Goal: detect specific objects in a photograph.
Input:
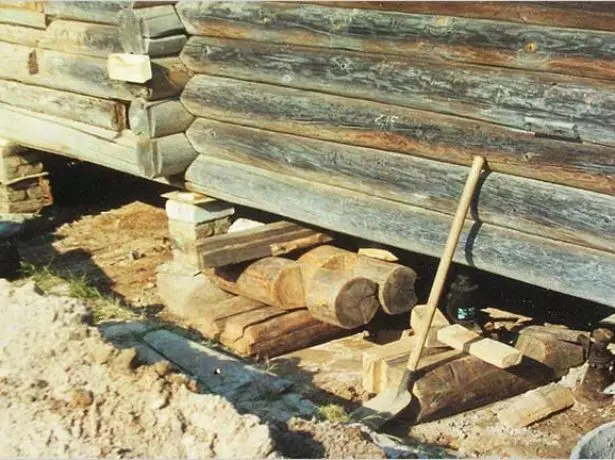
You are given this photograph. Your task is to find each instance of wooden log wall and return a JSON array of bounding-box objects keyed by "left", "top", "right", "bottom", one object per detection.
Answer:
[
  {"left": 0, "top": 1, "right": 198, "bottom": 180},
  {"left": 175, "top": 1, "right": 615, "bottom": 308}
]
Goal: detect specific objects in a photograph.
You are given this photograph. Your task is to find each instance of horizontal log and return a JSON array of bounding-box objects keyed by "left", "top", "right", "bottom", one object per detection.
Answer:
[
  {"left": 0, "top": 41, "right": 188, "bottom": 101},
  {"left": 0, "top": 7, "right": 46, "bottom": 28},
  {"left": 0, "top": 2, "right": 44, "bottom": 13},
  {"left": 117, "top": 5, "right": 184, "bottom": 38},
  {"left": 186, "top": 119, "right": 615, "bottom": 253},
  {"left": 0, "top": 79, "right": 127, "bottom": 131},
  {"left": 181, "top": 75, "right": 615, "bottom": 195},
  {"left": 39, "top": 19, "right": 123, "bottom": 58},
  {"left": 176, "top": 1, "right": 615, "bottom": 81},
  {"left": 136, "top": 132, "right": 198, "bottom": 178},
  {"left": 319, "top": 2, "right": 615, "bottom": 32},
  {"left": 43, "top": 1, "right": 176, "bottom": 25},
  {"left": 0, "top": 23, "right": 45, "bottom": 47},
  {"left": 129, "top": 97, "right": 194, "bottom": 137},
  {"left": 180, "top": 37, "right": 615, "bottom": 148},
  {"left": 0, "top": 103, "right": 142, "bottom": 176},
  {"left": 184, "top": 155, "right": 615, "bottom": 308}
]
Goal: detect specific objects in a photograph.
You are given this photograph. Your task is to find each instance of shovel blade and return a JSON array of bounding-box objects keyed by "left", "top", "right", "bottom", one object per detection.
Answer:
[{"left": 350, "top": 387, "right": 413, "bottom": 430}]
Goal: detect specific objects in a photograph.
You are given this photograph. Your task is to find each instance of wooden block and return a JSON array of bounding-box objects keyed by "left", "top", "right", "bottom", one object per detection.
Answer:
[
  {"left": 107, "top": 53, "right": 152, "bottom": 83},
  {"left": 362, "top": 334, "right": 416, "bottom": 393},
  {"left": 497, "top": 383, "right": 574, "bottom": 428},
  {"left": 358, "top": 247, "right": 399, "bottom": 262},
  {"left": 117, "top": 5, "right": 184, "bottom": 38},
  {"left": 165, "top": 197, "right": 234, "bottom": 224},
  {"left": 410, "top": 304, "right": 450, "bottom": 348},
  {"left": 197, "top": 221, "right": 332, "bottom": 268},
  {"left": 437, "top": 324, "right": 523, "bottom": 369}
]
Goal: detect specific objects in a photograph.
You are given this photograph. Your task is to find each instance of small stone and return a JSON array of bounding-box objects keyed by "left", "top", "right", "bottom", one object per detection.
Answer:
[
  {"left": 152, "top": 360, "right": 171, "bottom": 377},
  {"left": 91, "top": 343, "right": 115, "bottom": 365},
  {"left": 112, "top": 348, "right": 138, "bottom": 375},
  {"left": 69, "top": 389, "right": 94, "bottom": 408}
]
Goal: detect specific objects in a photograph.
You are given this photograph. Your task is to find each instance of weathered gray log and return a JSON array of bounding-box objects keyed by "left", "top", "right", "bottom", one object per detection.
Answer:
[
  {"left": 0, "top": 23, "right": 45, "bottom": 47},
  {"left": 184, "top": 155, "right": 615, "bottom": 308},
  {"left": 186, "top": 119, "right": 615, "bottom": 253},
  {"left": 117, "top": 5, "right": 184, "bottom": 38},
  {"left": 0, "top": 103, "right": 142, "bottom": 175},
  {"left": 0, "top": 41, "right": 188, "bottom": 101},
  {"left": 176, "top": 1, "right": 615, "bottom": 81},
  {"left": 180, "top": 37, "right": 615, "bottom": 148},
  {"left": 136, "top": 132, "right": 198, "bottom": 178},
  {"left": 0, "top": 7, "right": 46, "bottom": 28},
  {"left": 129, "top": 97, "right": 194, "bottom": 137},
  {"left": 0, "top": 2, "right": 43, "bottom": 12},
  {"left": 0, "top": 79, "right": 127, "bottom": 131},
  {"left": 43, "top": 1, "right": 176, "bottom": 25},
  {"left": 181, "top": 75, "right": 615, "bottom": 195},
  {"left": 319, "top": 2, "right": 615, "bottom": 32},
  {"left": 39, "top": 19, "right": 123, "bottom": 58},
  {"left": 120, "top": 31, "right": 187, "bottom": 57}
]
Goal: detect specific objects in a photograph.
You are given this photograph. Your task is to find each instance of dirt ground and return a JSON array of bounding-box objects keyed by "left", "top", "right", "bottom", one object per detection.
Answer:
[{"left": 5, "top": 169, "right": 615, "bottom": 458}]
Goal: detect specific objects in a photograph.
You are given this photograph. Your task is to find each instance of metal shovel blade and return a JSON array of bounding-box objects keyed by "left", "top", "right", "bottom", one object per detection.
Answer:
[{"left": 350, "top": 381, "right": 413, "bottom": 430}]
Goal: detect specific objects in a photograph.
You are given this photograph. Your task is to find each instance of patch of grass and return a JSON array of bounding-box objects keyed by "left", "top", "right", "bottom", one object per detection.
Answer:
[
  {"left": 317, "top": 404, "right": 350, "bottom": 423},
  {"left": 19, "top": 261, "right": 64, "bottom": 292}
]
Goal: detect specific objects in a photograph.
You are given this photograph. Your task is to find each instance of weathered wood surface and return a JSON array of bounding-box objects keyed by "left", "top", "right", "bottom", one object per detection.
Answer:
[
  {"left": 180, "top": 37, "right": 615, "bottom": 148},
  {"left": 117, "top": 5, "right": 184, "bottom": 39},
  {"left": 185, "top": 155, "right": 615, "bottom": 308},
  {"left": 196, "top": 221, "right": 332, "bottom": 268},
  {"left": 0, "top": 103, "right": 142, "bottom": 176},
  {"left": 0, "top": 7, "right": 46, "bottom": 28},
  {"left": 0, "top": 42, "right": 188, "bottom": 101},
  {"left": 497, "top": 383, "right": 574, "bottom": 428},
  {"left": 136, "top": 132, "right": 198, "bottom": 178},
  {"left": 320, "top": 2, "right": 615, "bottom": 32},
  {"left": 176, "top": 1, "right": 615, "bottom": 80},
  {"left": 43, "top": 1, "right": 176, "bottom": 25},
  {"left": 411, "top": 304, "right": 450, "bottom": 348},
  {"left": 182, "top": 76, "right": 615, "bottom": 195},
  {"left": 108, "top": 53, "right": 152, "bottom": 83},
  {"left": 129, "top": 97, "right": 194, "bottom": 138},
  {"left": 120, "top": 30, "right": 187, "bottom": 57},
  {"left": 186, "top": 119, "right": 615, "bottom": 252},
  {"left": 212, "top": 257, "right": 306, "bottom": 310},
  {"left": 0, "top": 23, "right": 45, "bottom": 47},
  {"left": 0, "top": 79, "right": 127, "bottom": 131},
  {"left": 362, "top": 335, "right": 416, "bottom": 393},
  {"left": 39, "top": 20, "right": 123, "bottom": 57},
  {"left": 1, "top": 2, "right": 44, "bottom": 13}
]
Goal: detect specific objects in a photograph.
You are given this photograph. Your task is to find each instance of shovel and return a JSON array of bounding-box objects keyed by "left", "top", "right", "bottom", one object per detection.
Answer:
[{"left": 350, "top": 155, "right": 486, "bottom": 430}]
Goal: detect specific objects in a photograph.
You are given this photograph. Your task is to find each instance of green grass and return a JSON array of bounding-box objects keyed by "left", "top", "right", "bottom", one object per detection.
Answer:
[
  {"left": 317, "top": 404, "right": 350, "bottom": 423},
  {"left": 19, "top": 261, "right": 135, "bottom": 323}
]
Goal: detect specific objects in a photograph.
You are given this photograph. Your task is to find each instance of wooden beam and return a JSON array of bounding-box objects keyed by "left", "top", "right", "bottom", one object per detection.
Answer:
[
  {"left": 135, "top": 132, "right": 198, "bottom": 178},
  {"left": 0, "top": 41, "right": 188, "bottom": 101},
  {"left": 195, "top": 221, "right": 332, "bottom": 268},
  {"left": 181, "top": 75, "right": 615, "bottom": 195},
  {"left": 0, "top": 79, "right": 127, "bottom": 131},
  {"left": 176, "top": 1, "right": 615, "bottom": 81},
  {"left": 39, "top": 19, "right": 123, "bottom": 58},
  {"left": 184, "top": 155, "right": 615, "bottom": 308},
  {"left": 180, "top": 37, "right": 615, "bottom": 148},
  {"left": 129, "top": 97, "right": 194, "bottom": 138},
  {"left": 0, "top": 2, "right": 44, "bottom": 13},
  {"left": 185, "top": 119, "right": 615, "bottom": 253},
  {"left": 0, "top": 7, "right": 46, "bottom": 28},
  {"left": 437, "top": 324, "right": 523, "bottom": 369},
  {"left": 0, "top": 23, "right": 45, "bottom": 47},
  {"left": 117, "top": 5, "right": 184, "bottom": 38},
  {"left": 43, "top": 1, "right": 176, "bottom": 25}
]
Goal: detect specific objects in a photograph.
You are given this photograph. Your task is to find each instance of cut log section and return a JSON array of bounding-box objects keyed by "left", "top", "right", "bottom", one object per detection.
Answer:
[
  {"left": 108, "top": 53, "right": 152, "bottom": 83},
  {"left": 136, "top": 132, "right": 199, "bottom": 178},
  {"left": 212, "top": 257, "right": 306, "bottom": 310},
  {"left": 437, "top": 324, "right": 523, "bottom": 369},
  {"left": 303, "top": 266, "right": 379, "bottom": 329},
  {"left": 117, "top": 5, "right": 184, "bottom": 38},
  {"left": 197, "top": 221, "right": 333, "bottom": 268},
  {"left": 129, "top": 97, "right": 194, "bottom": 138}
]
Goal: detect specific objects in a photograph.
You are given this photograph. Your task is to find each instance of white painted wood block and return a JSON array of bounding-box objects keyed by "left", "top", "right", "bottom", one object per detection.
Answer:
[
  {"left": 107, "top": 53, "right": 152, "bottom": 83},
  {"left": 165, "top": 198, "right": 234, "bottom": 224}
]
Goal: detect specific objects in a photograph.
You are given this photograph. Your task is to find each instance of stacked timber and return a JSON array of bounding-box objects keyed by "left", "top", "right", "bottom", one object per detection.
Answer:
[
  {"left": 0, "top": 1, "right": 196, "bottom": 182},
  {"left": 176, "top": 1, "right": 615, "bottom": 309}
]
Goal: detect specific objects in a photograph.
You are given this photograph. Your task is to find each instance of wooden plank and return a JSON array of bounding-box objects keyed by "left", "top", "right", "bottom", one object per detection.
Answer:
[
  {"left": 186, "top": 119, "right": 615, "bottom": 253},
  {"left": 0, "top": 41, "right": 188, "bottom": 101},
  {"left": 176, "top": 1, "right": 615, "bottom": 81},
  {"left": 319, "top": 2, "right": 615, "bottom": 32},
  {"left": 117, "top": 5, "right": 184, "bottom": 38},
  {"left": 0, "top": 23, "right": 45, "bottom": 47},
  {"left": 181, "top": 76, "right": 615, "bottom": 195},
  {"left": 39, "top": 19, "right": 123, "bottom": 58},
  {"left": 184, "top": 155, "right": 615, "bottom": 308},
  {"left": 43, "top": 1, "right": 176, "bottom": 25},
  {"left": 0, "top": 79, "right": 127, "bottom": 131},
  {"left": 180, "top": 37, "right": 615, "bottom": 148},
  {"left": 196, "top": 221, "right": 332, "bottom": 268},
  {"left": 129, "top": 97, "right": 194, "bottom": 138},
  {"left": 0, "top": 7, "right": 46, "bottom": 28},
  {"left": 219, "top": 304, "right": 287, "bottom": 344},
  {"left": 497, "top": 383, "right": 575, "bottom": 427},
  {"left": 0, "top": 103, "right": 143, "bottom": 177},
  {"left": 437, "top": 324, "right": 523, "bottom": 369}
]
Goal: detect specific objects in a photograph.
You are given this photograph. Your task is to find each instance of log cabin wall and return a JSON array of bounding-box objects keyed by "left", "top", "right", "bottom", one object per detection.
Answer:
[{"left": 174, "top": 1, "right": 615, "bottom": 308}]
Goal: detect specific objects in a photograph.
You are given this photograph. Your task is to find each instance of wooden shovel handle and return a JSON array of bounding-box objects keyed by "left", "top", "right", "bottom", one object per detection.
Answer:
[{"left": 406, "top": 155, "right": 485, "bottom": 372}]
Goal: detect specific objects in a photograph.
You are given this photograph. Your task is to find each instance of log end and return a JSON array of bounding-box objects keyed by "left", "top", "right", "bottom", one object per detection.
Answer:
[
  {"left": 274, "top": 262, "right": 305, "bottom": 310},
  {"left": 379, "top": 265, "right": 418, "bottom": 315}
]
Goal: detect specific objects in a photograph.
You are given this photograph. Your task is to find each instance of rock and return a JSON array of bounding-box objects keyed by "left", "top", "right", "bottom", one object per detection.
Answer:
[
  {"left": 98, "top": 321, "right": 153, "bottom": 342},
  {"left": 69, "top": 389, "right": 94, "bottom": 408}
]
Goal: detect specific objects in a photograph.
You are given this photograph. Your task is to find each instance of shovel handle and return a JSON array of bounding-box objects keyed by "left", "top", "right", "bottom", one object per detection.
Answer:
[{"left": 406, "top": 155, "right": 485, "bottom": 373}]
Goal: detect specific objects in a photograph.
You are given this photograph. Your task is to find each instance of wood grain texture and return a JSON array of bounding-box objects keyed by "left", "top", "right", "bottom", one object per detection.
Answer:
[
  {"left": 136, "top": 132, "right": 198, "bottom": 178},
  {"left": 43, "top": 1, "right": 176, "bottom": 25},
  {"left": 0, "top": 41, "right": 188, "bottom": 101},
  {"left": 39, "top": 19, "right": 123, "bottom": 58},
  {"left": 186, "top": 119, "right": 615, "bottom": 253},
  {"left": 129, "top": 97, "right": 194, "bottom": 137},
  {"left": 118, "top": 5, "right": 184, "bottom": 38},
  {"left": 0, "top": 23, "right": 45, "bottom": 47},
  {"left": 319, "top": 2, "right": 615, "bottom": 32},
  {"left": 0, "top": 79, "right": 127, "bottom": 131},
  {"left": 176, "top": 1, "right": 615, "bottom": 80},
  {"left": 180, "top": 37, "right": 615, "bottom": 148},
  {"left": 184, "top": 155, "right": 615, "bottom": 308},
  {"left": 0, "top": 7, "right": 46, "bottom": 28},
  {"left": 181, "top": 75, "right": 615, "bottom": 195}
]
